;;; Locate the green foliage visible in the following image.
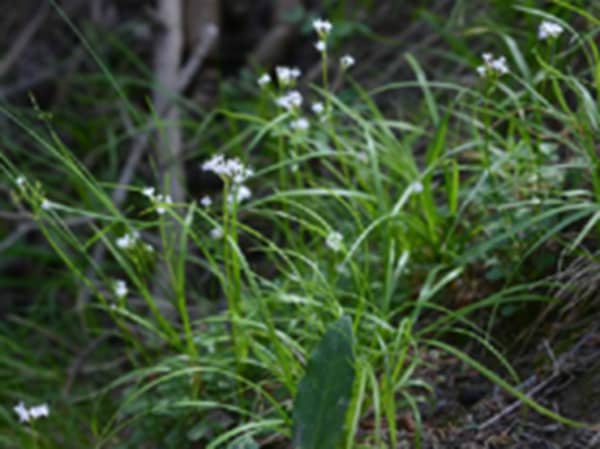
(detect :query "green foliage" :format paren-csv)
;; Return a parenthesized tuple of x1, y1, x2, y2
(292, 315, 355, 449)
(1, 2, 599, 448)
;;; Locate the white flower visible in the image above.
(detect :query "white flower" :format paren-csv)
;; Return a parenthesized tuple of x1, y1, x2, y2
(141, 186, 155, 198)
(200, 195, 212, 208)
(116, 235, 132, 249)
(16, 176, 26, 188)
(313, 18, 333, 35)
(41, 199, 53, 210)
(257, 73, 271, 87)
(290, 117, 310, 131)
(227, 185, 252, 205)
(141, 187, 172, 214)
(116, 231, 139, 249)
(13, 402, 30, 423)
(275, 90, 303, 111)
(13, 402, 49, 423)
(276, 66, 301, 86)
(113, 279, 128, 298)
(340, 54, 355, 70)
(276, 66, 292, 84)
(154, 194, 173, 215)
(490, 56, 509, 74)
(201, 155, 253, 184)
(476, 52, 509, 77)
(482, 52, 493, 62)
(210, 226, 224, 240)
(538, 20, 564, 40)
(311, 102, 324, 114)
(28, 404, 49, 419)
(410, 181, 424, 193)
(326, 231, 343, 252)
(315, 40, 326, 52)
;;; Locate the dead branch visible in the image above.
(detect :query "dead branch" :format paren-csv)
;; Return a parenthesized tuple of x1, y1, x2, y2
(0, 0, 50, 78)
(0, 216, 92, 253)
(153, 0, 185, 202)
(478, 333, 594, 430)
(177, 23, 219, 93)
(248, 0, 301, 68)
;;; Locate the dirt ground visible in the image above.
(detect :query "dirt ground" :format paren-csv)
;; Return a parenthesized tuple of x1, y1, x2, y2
(398, 329, 600, 449)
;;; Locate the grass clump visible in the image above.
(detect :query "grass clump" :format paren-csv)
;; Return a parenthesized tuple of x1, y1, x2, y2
(1, 3, 599, 449)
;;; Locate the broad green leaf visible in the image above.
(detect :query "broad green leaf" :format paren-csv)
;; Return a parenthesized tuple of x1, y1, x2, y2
(292, 315, 355, 449)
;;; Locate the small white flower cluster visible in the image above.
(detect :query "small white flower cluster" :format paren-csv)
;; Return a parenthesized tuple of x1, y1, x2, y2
(202, 155, 254, 184)
(275, 91, 311, 132)
(311, 102, 324, 115)
(476, 53, 509, 77)
(200, 195, 212, 208)
(210, 226, 224, 240)
(141, 186, 155, 198)
(313, 18, 333, 35)
(290, 117, 310, 131)
(14, 402, 49, 423)
(276, 66, 301, 87)
(142, 187, 173, 215)
(255, 17, 355, 137)
(202, 155, 253, 206)
(226, 184, 252, 204)
(340, 54, 355, 70)
(538, 20, 564, 40)
(313, 18, 332, 54)
(113, 279, 128, 298)
(313, 17, 356, 68)
(275, 90, 303, 111)
(410, 181, 424, 194)
(326, 231, 343, 252)
(257, 73, 271, 88)
(15, 176, 26, 188)
(41, 198, 54, 210)
(116, 231, 140, 249)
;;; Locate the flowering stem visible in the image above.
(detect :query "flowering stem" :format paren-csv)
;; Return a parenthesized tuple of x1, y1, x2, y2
(222, 180, 247, 363)
(322, 51, 330, 113)
(175, 205, 198, 358)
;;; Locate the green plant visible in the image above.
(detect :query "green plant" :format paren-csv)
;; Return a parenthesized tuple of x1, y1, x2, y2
(1, 3, 598, 448)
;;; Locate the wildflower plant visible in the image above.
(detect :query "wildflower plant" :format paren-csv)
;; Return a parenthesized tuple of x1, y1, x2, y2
(200, 195, 212, 208)
(313, 18, 333, 97)
(476, 52, 509, 78)
(340, 54, 355, 70)
(142, 187, 173, 215)
(325, 231, 344, 253)
(13, 402, 49, 424)
(276, 66, 301, 87)
(113, 279, 128, 298)
(1, 4, 598, 449)
(200, 153, 255, 359)
(257, 73, 271, 87)
(538, 20, 564, 40)
(275, 90, 303, 111)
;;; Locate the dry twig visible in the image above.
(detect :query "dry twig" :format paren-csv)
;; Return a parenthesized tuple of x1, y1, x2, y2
(0, 1, 50, 78)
